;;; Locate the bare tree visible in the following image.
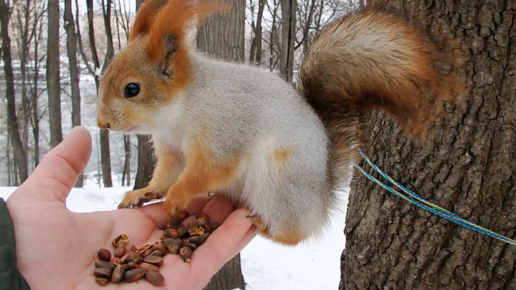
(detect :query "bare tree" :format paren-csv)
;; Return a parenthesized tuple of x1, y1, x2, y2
(28, 1, 45, 168)
(46, 0, 63, 148)
(13, 0, 32, 159)
(249, 0, 265, 66)
(76, 0, 113, 187)
(64, 0, 84, 187)
(266, 0, 281, 71)
(98, 0, 115, 187)
(295, 0, 316, 55)
(279, 0, 296, 81)
(341, 1, 516, 289)
(196, 1, 247, 289)
(0, 0, 29, 183)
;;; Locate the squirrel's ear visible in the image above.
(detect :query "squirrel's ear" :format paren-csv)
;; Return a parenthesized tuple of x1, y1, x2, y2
(164, 34, 178, 60)
(159, 34, 178, 78)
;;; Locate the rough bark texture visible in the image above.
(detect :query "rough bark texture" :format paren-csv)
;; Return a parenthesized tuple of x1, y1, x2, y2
(196, 1, 246, 289)
(46, 0, 63, 148)
(196, 0, 246, 62)
(341, 1, 516, 290)
(64, 0, 83, 187)
(133, 135, 155, 190)
(280, 0, 297, 81)
(255, 0, 266, 66)
(0, 0, 28, 183)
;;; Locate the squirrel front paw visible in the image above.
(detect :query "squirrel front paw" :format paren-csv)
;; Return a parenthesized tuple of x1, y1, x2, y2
(118, 188, 164, 209)
(163, 197, 188, 217)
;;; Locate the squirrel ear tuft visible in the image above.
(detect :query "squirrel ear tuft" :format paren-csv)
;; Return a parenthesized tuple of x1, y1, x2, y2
(145, 0, 230, 62)
(129, 0, 167, 41)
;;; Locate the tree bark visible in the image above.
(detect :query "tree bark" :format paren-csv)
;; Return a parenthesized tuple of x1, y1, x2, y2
(135, 0, 144, 10)
(133, 135, 154, 190)
(196, 1, 246, 289)
(279, 0, 296, 81)
(0, 0, 29, 183)
(196, 0, 245, 62)
(341, 1, 516, 290)
(99, 0, 115, 188)
(254, 0, 265, 66)
(15, 1, 31, 164)
(64, 0, 84, 187)
(46, 0, 63, 148)
(122, 135, 131, 187)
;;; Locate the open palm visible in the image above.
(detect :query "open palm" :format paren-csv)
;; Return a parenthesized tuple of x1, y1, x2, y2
(6, 127, 255, 290)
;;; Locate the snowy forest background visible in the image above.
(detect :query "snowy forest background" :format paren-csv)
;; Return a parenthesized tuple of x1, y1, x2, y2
(0, 0, 360, 187)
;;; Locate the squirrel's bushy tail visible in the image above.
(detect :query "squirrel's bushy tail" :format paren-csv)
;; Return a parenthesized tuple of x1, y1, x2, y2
(298, 8, 464, 188)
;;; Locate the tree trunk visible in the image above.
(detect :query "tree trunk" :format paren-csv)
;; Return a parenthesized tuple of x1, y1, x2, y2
(133, 135, 154, 190)
(254, 0, 265, 66)
(341, 1, 516, 289)
(122, 135, 131, 187)
(100, 129, 113, 187)
(64, 0, 84, 187)
(196, 1, 246, 289)
(136, 0, 144, 10)
(279, 0, 296, 81)
(99, 0, 115, 188)
(46, 0, 63, 148)
(196, 0, 245, 62)
(15, 1, 31, 165)
(31, 6, 43, 168)
(0, 0, 29, 183)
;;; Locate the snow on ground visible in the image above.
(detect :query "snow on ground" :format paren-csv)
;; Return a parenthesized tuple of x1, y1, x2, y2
(0, 186, 347, 290)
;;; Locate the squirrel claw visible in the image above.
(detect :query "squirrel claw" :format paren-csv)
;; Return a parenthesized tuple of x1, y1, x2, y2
(118, 190, 163, 209)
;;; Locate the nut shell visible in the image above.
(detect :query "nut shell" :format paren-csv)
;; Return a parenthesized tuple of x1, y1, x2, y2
(179, 246, 192, 262)
(112, 234, 129, 247)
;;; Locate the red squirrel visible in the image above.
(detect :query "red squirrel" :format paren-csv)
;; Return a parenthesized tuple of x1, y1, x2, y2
(97, 0, 463, 245)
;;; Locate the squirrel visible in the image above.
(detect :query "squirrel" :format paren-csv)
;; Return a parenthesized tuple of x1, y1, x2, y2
(96, 0, 463, 245)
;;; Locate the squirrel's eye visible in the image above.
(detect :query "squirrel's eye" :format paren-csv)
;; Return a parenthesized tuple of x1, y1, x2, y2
(124, 83, 140, 98)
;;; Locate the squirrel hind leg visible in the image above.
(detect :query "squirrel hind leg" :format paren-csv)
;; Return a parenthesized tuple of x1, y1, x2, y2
(250, 215, 306, 245)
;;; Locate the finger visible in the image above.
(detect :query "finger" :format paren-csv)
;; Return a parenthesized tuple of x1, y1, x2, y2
(198, 195, 235, 227)
(190, 208, 253, 282)
(11, 127, 92, 203)
(180, 195, 234, 227)
(226, 226, 256, 263)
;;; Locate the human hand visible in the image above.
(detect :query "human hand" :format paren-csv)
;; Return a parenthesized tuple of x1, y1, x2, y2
(6, 127, 255, 290)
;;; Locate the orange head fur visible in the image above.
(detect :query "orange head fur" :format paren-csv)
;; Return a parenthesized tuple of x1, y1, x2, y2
(97, 0, 228, 134)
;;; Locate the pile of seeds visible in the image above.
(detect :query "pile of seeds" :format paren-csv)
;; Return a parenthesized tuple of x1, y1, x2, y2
(93, 211, 215, 286)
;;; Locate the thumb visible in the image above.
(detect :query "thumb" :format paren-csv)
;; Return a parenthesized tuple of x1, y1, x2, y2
(10, 126, 92, 204)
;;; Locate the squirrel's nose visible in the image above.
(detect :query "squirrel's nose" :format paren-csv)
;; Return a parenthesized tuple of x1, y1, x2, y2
(97, 119, 111, 130)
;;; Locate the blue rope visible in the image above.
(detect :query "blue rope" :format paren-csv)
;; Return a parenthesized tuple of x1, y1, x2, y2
(355, 152, 516, 247)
